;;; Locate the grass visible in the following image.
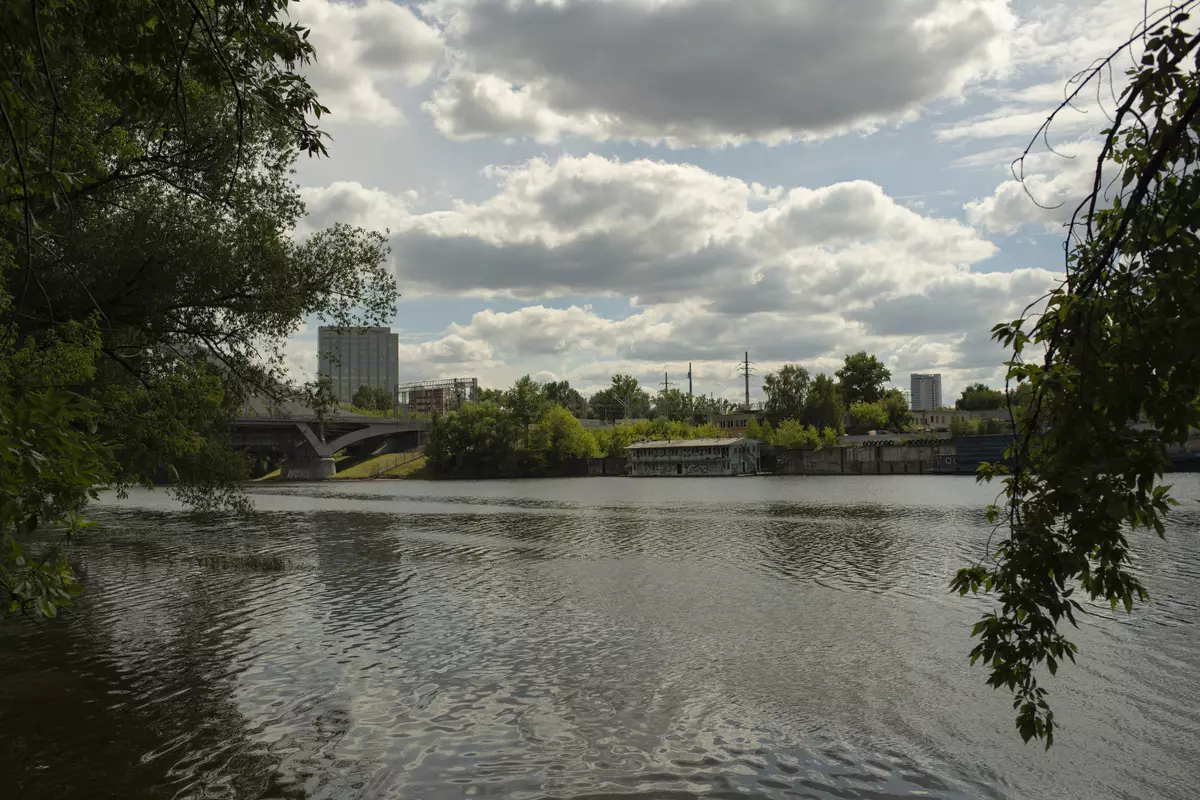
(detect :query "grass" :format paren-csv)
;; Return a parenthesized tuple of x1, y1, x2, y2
(254, 466, 281, 481)
(329, 452, 426, 480)
(196, 553, 289, 572)
(380, 455, 429, 479)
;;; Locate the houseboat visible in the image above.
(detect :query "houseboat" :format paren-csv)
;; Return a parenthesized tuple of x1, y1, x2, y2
(626, 438, 761, 477)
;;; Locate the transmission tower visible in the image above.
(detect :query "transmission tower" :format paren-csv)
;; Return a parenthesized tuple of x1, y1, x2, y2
(735, 351, 756, 411)
(687, 363, 694, 421)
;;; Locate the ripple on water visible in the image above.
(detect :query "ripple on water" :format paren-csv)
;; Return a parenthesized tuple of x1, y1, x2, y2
(3, 476, 1200, 799)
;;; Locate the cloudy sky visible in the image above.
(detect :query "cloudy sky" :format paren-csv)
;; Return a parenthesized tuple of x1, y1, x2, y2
(284, 0, 1145, 404)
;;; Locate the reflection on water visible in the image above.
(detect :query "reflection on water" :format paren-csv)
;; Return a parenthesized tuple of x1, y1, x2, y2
(3, 476, 1200, 799)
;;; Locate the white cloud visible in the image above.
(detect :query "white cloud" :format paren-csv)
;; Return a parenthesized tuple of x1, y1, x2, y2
(297, 153, 1059, 400)
(297, 181, 418, 237)
(421, 0, 1015, 146)
(964, 139, 1102, 234)
(938, 0, 1153, 143)
(298, 154, 1003, 307)
(290, 0, 444, 125)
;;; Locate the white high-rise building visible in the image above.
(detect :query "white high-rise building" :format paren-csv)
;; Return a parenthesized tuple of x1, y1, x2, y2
(317, 326, 400, 403)
(910, 373, 943, 411)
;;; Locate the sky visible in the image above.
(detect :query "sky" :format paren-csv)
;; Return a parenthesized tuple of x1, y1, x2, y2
(281, 0, 1150, 404)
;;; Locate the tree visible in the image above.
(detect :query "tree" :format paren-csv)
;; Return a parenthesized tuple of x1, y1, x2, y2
(1, 1, 396, 619)
(693, 394, 735, 419)
(529, 406, 601, 469)
(352, 384, 391, 412)
(504, 376, 549, 442)
(762, 364, 810, 423)
(952, 7, 1200, 747)
(590, 374, 651, 420)
(879, 389, 913, 431)
(835, 352, 891, 405)
(745, 418, 773, 443)
(774, 420, 823, 450)
(802, 374, 845, 433)
(478, 388, 506, 404)
(846, 401, 889, 435)
(425, 402, 521, 478)
(543, 380, 586, 416)
(654, 387, 692, 421)
(957, 383, 1005, 411)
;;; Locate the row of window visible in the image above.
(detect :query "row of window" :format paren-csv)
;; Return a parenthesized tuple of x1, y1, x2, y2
(631, 447, 730, 459)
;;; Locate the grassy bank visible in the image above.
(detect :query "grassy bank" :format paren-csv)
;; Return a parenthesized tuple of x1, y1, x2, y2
(253, 452, 429, 481)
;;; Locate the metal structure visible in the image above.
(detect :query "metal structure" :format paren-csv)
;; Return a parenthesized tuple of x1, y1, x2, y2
(395, 377, 479, 415)
(735, 351, 756, 410)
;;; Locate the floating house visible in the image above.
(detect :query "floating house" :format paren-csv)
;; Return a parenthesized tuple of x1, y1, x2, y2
(626, 438, 761, 477)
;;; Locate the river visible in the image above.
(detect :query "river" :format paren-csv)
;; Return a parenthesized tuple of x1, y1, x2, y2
(3, 476, 1199, 799)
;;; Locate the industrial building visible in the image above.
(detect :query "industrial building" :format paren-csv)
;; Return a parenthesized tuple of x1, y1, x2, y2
(910, 373, 943, 411)
(317, 326, 399, 403)
(397, 378, 479, 415)
(712, 411, 758, 436)
(627, 438, 761, 477)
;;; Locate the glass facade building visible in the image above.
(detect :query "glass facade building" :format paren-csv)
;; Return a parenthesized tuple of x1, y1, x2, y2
(909, 373, 943, 411)
(317, 326, 400, 403)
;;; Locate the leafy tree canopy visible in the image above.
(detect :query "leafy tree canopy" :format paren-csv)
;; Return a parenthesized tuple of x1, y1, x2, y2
(953, 5, 1200, 746)
(543, 380, 586, 416)
(957, 383, 1005, 411)
(879, 389, 914, 432)
(590, 374, 651, 420)
(802, 374, 845, 433)
(1, 0, 396, 619)
(835, 352, 891, 405)
(846, 401, 889, 435)
(762, 364, 810, 423)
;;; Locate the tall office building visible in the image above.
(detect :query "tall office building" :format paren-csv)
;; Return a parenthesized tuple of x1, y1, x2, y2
(317, 326, 400, 403)
(910, 373, 943, 411)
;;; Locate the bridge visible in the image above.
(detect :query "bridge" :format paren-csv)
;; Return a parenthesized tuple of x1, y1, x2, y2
(232, 398, 432, 479)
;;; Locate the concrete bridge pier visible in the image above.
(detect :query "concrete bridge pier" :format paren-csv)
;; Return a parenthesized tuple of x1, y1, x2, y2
(280, 457, 337, 481)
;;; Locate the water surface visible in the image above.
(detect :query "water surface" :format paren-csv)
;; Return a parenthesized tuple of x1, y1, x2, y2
(3, 476, 1199, 799)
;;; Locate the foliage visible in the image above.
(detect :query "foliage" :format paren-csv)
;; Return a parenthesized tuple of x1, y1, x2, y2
(802, 374, 845, 433)
(0, 0, 396, 619)
(352, 385, 392, 412)
(505, 375, 550, 439)
(879, 389, 914, 432)
(590, 374, 651, 420)
(426, 399, 603, 478)
(957, 383, 1005, 411)
(0, 326, 113, 618)
(593, 418, 724, 457)
(478, 388, 506, 404)
(529, 407, 601, 468)
(847, 401, 889, 435)
(543, 380, 586, 416)
(693, 394, 736, 418)
(745, 418, 772, 442)
(952, 7, 1200, 746)
(763, 364, 810, 424)
(836, 352, 891, 405)
(654, 387, 693, 421)
(425, 402, 522, 479)
(949, 416, 1012, 438)
(773, 420, 824, 450)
